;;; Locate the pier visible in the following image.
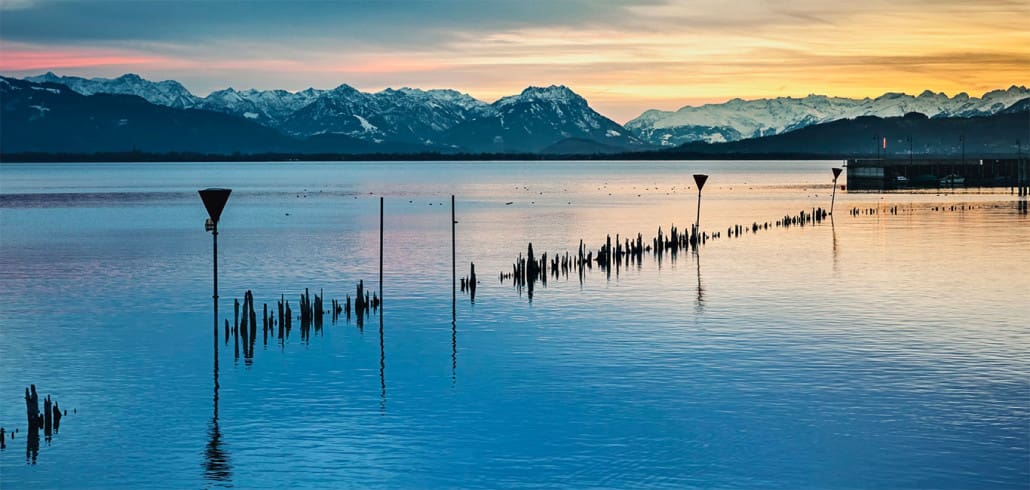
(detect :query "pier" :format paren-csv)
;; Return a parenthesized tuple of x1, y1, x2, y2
(845, 157, 1030, 192)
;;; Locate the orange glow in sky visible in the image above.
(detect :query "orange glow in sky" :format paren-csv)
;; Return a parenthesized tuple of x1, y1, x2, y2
(1, 0, 1027, 122)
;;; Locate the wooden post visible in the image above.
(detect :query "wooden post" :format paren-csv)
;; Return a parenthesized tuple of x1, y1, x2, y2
(24, 385, 39, 432)
(43, 395, 52, 436)
(248, 291, 256, 344)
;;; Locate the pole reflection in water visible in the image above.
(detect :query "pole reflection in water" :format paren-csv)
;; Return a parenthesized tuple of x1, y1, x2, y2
(695, 252, 704, 313)
(451, 197, 458, 388)
(832, 218, 840, 273)
(204, 345, 231, 485)
(379, 196, 387, 412)
(379, 313, 387, 413)
(451, 319, 457, 388)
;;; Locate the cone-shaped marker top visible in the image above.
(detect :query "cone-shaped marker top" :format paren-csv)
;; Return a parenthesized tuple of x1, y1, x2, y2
(199, 188, 232, 223)
(832, 167, 843, 179)
(693, 174, 709, 191)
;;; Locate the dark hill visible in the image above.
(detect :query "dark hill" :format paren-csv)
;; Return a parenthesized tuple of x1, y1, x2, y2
(671, 110, 1029, 158)
(0, 76, 299, 154)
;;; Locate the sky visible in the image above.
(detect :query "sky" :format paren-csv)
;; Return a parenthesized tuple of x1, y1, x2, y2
(1, 0, 1028, 122)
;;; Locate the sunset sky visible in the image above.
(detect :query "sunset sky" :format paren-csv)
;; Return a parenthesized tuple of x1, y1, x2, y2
(1, 0, 1027, 122)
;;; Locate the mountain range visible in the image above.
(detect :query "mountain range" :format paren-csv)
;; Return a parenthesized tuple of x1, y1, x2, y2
(2, 72, 1028, 156)
(21, 72, 644, 153)
(668, 111, 1029, 158)
(626, 86, 1030, 146)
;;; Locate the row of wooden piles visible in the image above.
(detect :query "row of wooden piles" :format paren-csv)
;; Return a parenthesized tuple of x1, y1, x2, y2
(776, 207, 830, 226)
(848, 204, 984, 216)
(500, 206, 839, 294)
(223, 281, 380, 361)
(503, 197, 1018, 296)
(500, 226, 707, 292)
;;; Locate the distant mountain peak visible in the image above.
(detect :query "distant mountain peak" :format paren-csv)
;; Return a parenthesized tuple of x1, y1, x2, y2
(523, 84, 580, 99)
(330, 83, 359, 94)
(496, 85, 586, 108)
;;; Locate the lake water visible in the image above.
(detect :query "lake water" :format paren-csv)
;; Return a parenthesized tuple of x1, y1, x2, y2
(0, 161, 1027, 489)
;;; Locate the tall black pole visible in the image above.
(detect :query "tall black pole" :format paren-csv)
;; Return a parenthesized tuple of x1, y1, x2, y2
(451, 195, 456, 320)
(379, 197, 384, 311)
(830, 180, 838, 215)
(212, 221, 218, 375)
(830, 167, 842, 216)
(451, 195, 457, 385)
(198, 187, 230, 387)
(695, 188, 702, 233)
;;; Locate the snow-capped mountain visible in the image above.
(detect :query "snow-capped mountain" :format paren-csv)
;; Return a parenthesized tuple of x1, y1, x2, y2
(197, 87, 323, 127)
(280, 85, 493, 144)
(627, 86, 1030, 146)
(5, 74, 1025, 157)
(22, 71, 1026, 153)
(26, 72, 200, 109)
(26, 72, 496, 145)
(443, 85, 646, 153)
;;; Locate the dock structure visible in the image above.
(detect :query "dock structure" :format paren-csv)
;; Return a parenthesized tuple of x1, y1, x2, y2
(845, 157, 1029, 191)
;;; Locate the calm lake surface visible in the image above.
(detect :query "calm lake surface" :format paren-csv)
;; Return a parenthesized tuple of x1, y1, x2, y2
(1, 161, 1027, 489)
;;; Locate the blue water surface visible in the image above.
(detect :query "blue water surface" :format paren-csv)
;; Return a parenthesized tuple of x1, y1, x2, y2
(0, 161, 1027, 489)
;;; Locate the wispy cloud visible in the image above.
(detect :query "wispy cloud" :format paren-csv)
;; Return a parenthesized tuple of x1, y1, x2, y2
(0, 42, 166, 71)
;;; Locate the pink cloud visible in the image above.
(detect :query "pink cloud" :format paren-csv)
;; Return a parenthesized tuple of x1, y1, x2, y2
(0, 46, 164, 71)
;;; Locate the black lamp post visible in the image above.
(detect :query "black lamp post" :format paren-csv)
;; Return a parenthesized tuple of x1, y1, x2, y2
(199, 188, 232, 346)
(693, 174, 708, 236)
(831, 167, 843, 215)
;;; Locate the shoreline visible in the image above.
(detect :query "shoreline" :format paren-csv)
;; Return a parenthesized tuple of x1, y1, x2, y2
(0, 151, 1007, 164)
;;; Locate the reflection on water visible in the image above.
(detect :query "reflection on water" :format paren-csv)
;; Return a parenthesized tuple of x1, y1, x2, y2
(451, 320, 457, 388)
(832, 218, 840, 272)
(26, 425, 39, 466)
(204, 360, 231, 485)
(204, 418, 230, 486)
(205, 305, 232, 485)
(1, 161, 1027, 489)
(695, 252, 704, 312)
(379, 314, 387, 414)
